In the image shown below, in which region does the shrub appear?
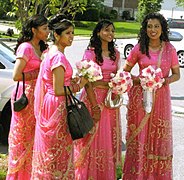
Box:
[83,8,99,21]
[122,10,131,20]
[75,8,99,21]
[110,9,118,20]
[99,11,111,20]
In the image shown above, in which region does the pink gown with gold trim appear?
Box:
[6,42,41,180]
[74,49,122,180]
[31,49,75,179]
[123,42,179,180]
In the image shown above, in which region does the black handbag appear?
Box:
[13,72,28,112]
[64,86,94,140]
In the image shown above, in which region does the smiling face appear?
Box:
[146,18,162,41]
[98,24,115,43]
[56,26,74,51]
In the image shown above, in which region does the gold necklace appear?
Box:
[30,41,42,57]
[149,42,162,51]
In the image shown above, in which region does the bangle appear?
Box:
[165,78,170,85]
[91,107,101,113]
[92,104,100,110]
[71,84,80,93]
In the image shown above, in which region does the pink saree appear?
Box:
[74,49,122,180]
[123,42,180,180]
[31,49,75,179]
[6,42,42,180]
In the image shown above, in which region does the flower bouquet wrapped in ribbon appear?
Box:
[105,70,133,108]
[76,59,103,82]
[140,65,165,113]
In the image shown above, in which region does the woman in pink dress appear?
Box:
[31,15,88,179]
[74,19,122,180]
[6,15,49,179]
[123,13,180,180]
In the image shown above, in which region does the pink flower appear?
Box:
[140,65,164,91]
[108,70,133,95]
[146,81,154,87]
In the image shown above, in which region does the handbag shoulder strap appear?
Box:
[64,86,80,108]
[14,72,26,101]
[64,86,69,107]
[67,86,80,104]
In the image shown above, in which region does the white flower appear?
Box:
[76,59,103,82]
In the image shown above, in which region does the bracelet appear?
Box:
[91,107,101,113]
[165,78,170,85]
[91,104,100,110]
[71,84,80,93]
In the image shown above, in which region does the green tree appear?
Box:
[176,0,184,7]
[0,0,13,18]
[86,0,104,9]
[8,0,87,29]
[137,0,163,22]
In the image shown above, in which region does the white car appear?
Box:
[0,41,15,145]
[118,31,184,67]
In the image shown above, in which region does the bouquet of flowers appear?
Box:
[76,59,103,82]
[140,65,165,92]
[108,69,133,95]
[140,65,165,113]
[105,70,133,108]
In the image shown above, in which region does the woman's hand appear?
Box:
[91,104,102,122]
[79,76,89,89]
[71,75,80,84]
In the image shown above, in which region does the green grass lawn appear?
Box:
[74,21,140,38]
[0,154,8,179]
[0,20,141,39]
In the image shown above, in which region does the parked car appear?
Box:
[167,18,184,34]
[0,41,15,145]
[118,31,184,67]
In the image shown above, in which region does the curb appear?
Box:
[172,106,184,117]
[0,38,17,42]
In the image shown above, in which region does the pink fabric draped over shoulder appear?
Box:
[31,49,75,179]
[123,42,179,180]
[74,48,122,180]
[7,42,42,180]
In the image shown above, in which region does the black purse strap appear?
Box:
[64,86,80,108]
[14,72,26,101]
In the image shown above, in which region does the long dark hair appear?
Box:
[88,19,116,65]
[14,14,48,53]
[49,14,74,41]
[138,12,169,57]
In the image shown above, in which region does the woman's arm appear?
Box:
[13,58,26,81]
[53,66,88,96]
[91,81,109,88]
[164,66,180,85]
[13,58,40,81]
[85,82,101,122]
